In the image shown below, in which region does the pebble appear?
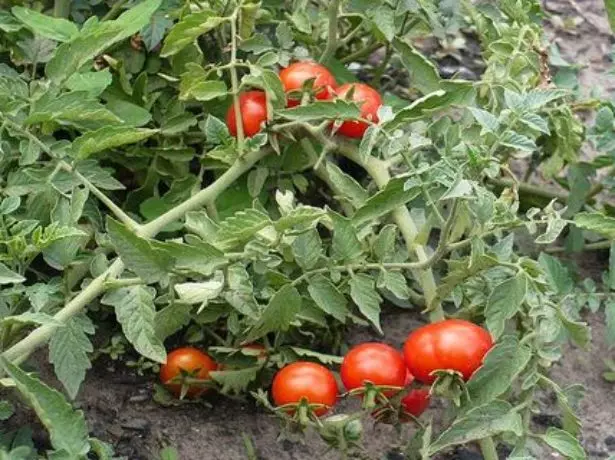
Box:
[605,435,615,448]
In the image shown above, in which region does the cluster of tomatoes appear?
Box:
[160,319,494,424]
[225,61,383,139]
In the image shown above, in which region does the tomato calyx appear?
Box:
[430,369,466,406]
[345,381,404,410]
[162,368,216,400]
[274,397,330,425]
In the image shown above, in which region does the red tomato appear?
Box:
[401,388,430,417]
[340,343,406,393]
[159,347,218,398]
[403,319,493,384]
[272,361,338,416]
[335,83,382,138]
[225,91,268,137]
[279,61,337,107]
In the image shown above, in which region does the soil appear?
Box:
[4,1,615,459]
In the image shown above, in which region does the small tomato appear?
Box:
[272,361,338,416]
[279,61,337,107]
[225,90,268,138]
[403,319,493,384]
[334,83,382,138]
[159,347,218,398]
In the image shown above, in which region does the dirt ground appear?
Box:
[5,1,615,459]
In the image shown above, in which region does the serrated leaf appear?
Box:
[536,217,567,244]
[330,211,363,262]
[380,270,411,300]
[557,307,590,348]
[224,264,259,318]
[325,162,369,207]
[358,125,380,158]
[215,208,271,248]
[154,302,193,341]
[373,224,397,261]
[161,11,226,57]
[12,7,79,42]
[245,284,301,341]
[203,115,231,144]
[469,107,500,134]
[574,212,615,239]
[0,358,90,456]
[101,285,166,363]
[1,312,61,327]
[541,428,586,460]
[65,70,112,96]
[107,218,173,283]
[352,177,421,226]
[49,314,94,399]
[72,126,158,159]
[275,206,325,231]
[538,253,573,295]
[288,347,343,364]
[46,0,162,84]
[0,262,25,284]
[485,272,527,339]
[307,274,348,323]
[501,131,536,152]
[370,5,395,41]
[522,89,568,110]
[519,113,550,134]
[349,274,382,333]
[175,272,224,305]
[393,38,441,94]
[179,64,228,101]
[467,336,531,405]
[210,367,260,394]
[276,100,361,121]
[292,229,322,270]
[141,11,173,51]
[247,167,268,198]
[428,401,522,455]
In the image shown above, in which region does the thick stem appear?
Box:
[229,13,245,154]
[478,437,499,460]
[2,148,270,365]
[101,0,129,21]
[319,0,340,64]
[53,0,71,18]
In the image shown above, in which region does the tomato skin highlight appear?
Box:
[272,361,338,416]
[334,83,382,138]
[225,91,268,137]
[160,347,218,398]
[403,319,494,384]
[340,343,407,393]
[279,61,337,107]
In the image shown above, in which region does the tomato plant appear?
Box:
[271,361,338,416]
[404,320,493,384]
[0,0,612,458]
[279,61,337,107]
[159,347,217,398]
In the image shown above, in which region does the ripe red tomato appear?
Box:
[159,347,218,398]
[403,319,493,384]
[272,361,338,416]
[279,61,337,107]
[401,388,431,417]
[335,83,382,138]
[225,90,268,137]
[340,343,406,393]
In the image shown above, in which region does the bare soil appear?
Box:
[5,1,615,459]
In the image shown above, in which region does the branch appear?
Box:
[53,0,71,18]
[229,12,245,154]
[319,0,340,64]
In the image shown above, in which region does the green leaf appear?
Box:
[574,212,615,239]
[0,357,90,457]
[101,285,166,363]
[393,38,441,93]
[204,115,231,144]
[330,211,363,262]
[373,224,397,261]
[0,262,25,284]
[541,428,586,460]
[557,307,590,349]
[307,274,348,323]
[107,218,173,283]
[352,177,421,226]
[428,401,523,455]
[46,0,162,85]
[349,274,383,333]
[0,400,13,420]
[65,70,113,96]
[246,284,301,341]
[215,208,271,249]
[247,167,268,197]
[154,302,193,341]
[72,126,158,159]
[179,64,228,101]
[276,100,361,121]
[12,7,79,42]
[467,336,531,405]
[501,131,536,152]
[535,217,567,244]
[606,300,615,346]
[325,162,369,207]
[0,195,20,215]
[606,0,615,33]
[174,272,224,304]
[224,264,258,318]
[49,314,94,400]
[210,367,260,395]
[485,272,527,339]
[292,229,322,270]
[522,89,568,110]
[469,107,500,134]
[370,5,395,41]
[379,270,411,300]
[161,11,226,57]
[141,11,173,51]
[275,206,325,231]
[538,253,573,295]
[519,113,549,134]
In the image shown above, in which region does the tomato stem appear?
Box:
[319,0,340,64]
[478,437,498,460]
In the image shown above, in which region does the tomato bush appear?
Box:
[0,0,613,458]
